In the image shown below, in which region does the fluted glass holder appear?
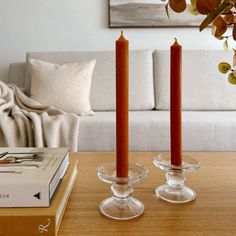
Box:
[153,154,200,204]
[97,162,148,220]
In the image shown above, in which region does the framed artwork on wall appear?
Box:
[109,0,205,28]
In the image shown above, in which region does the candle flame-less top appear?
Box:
[116,31,128,42]
[173,38,180,46]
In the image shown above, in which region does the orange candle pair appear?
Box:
[116,31,129,178]
[170,38,182,166]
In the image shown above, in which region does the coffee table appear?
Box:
[58,152,236,236]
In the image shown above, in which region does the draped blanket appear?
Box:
[0,81,79,151]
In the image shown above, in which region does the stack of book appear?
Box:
[0,147,78,236]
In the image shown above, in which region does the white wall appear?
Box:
[0,0,223,82]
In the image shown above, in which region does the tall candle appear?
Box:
[170,38,182,166]
[116,31,129,178]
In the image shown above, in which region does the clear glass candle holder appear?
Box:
[153,154,200,204]
[97,162,148,220]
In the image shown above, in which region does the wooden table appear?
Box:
[58,152,236,236]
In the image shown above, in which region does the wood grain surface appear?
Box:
[58,152,236,236]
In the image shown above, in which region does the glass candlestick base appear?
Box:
[153,154,200,204]
[97,162,148,220]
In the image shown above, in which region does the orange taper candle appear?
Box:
[170,38,182,166]
[116,31,129,178]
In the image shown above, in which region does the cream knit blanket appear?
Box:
[0,81,79,151]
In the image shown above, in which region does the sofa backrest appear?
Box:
[154,49,236,110]
[9,62,26,88]
[9,49,236,112]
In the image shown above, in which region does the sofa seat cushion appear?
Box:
[26,50,155,111]
[154,50,236,110]
[78,111,236,151]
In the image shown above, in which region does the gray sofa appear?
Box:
[8,50,236,151]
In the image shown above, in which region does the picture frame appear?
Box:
[109,0,205,28]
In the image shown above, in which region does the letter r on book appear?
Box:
[38,218,51,233]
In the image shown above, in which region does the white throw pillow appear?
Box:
[29,59,96,115]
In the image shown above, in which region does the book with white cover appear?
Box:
[0,158,78,236]
[0,147,69,207]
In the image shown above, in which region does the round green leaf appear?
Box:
[218,62,231,74]
[228,73,236,84]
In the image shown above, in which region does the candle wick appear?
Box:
[174,37,178,43]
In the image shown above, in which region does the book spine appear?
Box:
[0,215,56,236]
[0,185,49,207]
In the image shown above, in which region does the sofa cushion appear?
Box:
[78,111,236,151]
[26,50,155,111]
[29,59,96,115]
[154,50,236,110]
